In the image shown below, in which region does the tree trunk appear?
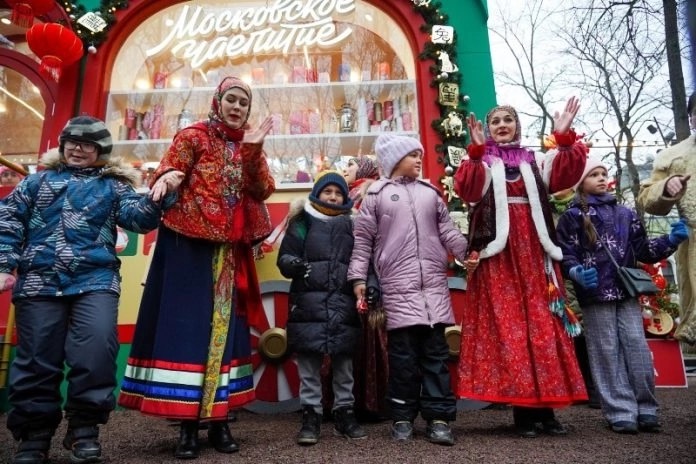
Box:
[664,0,689,141]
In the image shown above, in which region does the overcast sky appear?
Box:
[484,0,688,152]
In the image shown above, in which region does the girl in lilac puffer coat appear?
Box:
[348,133,468,446]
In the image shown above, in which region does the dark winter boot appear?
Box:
[425,420,455,446]
[174,421,200,459]
[513,406,538,438]
[13,429,52,464]
[62,425,102,463]
[297,406,321,446]
[332,406,367,440]
[208,421,240,453]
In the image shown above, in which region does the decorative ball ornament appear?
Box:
[642,308,653,319]
[653,274,667,290]
[445,165,454,175]
[88,45,97,54]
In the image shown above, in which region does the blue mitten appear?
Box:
[569,265,598,289]
[669,218,689,245]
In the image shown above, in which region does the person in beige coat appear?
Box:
[637,92,696,345]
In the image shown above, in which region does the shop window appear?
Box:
[0,65,44,170]
[105,0,418,187]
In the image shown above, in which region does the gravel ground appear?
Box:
[1,378,695,464]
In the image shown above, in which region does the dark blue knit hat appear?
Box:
[309,170,353,212]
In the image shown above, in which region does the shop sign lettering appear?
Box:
[146,0,356,68]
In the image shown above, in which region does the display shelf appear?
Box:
[111,130,420,164]
[108,79,416,105]
[112,129,420,185]
[106,79,419,167]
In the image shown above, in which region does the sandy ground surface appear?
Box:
[1,377,696,464]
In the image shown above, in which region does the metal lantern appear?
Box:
[6,0,56,28]
[26,23,83,82]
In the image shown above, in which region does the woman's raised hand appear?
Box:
[149,170,185,202]
[243,116,273,144]
[553,96,580,135]
[467,113,485,145]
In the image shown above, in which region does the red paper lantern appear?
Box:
[6,0,56,28]
[26,23,83,82]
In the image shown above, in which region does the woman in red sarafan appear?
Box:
[453,97,588,438]
[345,156,387,419]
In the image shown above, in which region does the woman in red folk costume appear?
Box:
[343,156,388,419]
[119,76,275,459]
[344,156,380,210]
[453,97,588,438]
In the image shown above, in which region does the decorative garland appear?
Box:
[409,0,469,213]
[58,0,129,46]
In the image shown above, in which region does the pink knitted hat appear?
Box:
[375,134,424,177]
[574,157,607,190]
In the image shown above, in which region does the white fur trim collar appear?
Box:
[519,163,563,260]
[479,160,562,261]
[479,160,509,259]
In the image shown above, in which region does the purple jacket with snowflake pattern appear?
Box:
[555,193,677,305]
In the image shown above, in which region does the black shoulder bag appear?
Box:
[593,222,659,298]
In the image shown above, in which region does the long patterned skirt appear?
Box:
[456,181,587,407]
[118,225,255,420]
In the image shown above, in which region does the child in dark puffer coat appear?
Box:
[277,171,366,446]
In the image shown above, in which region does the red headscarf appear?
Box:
[206,76,252,142]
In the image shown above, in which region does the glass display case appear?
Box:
[103,0,419,187]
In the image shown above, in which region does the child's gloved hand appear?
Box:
[669,218,689,245]
[0,272,16,292]
[290,257,311,279]
[569,265,598,289]
[366,286,381,310]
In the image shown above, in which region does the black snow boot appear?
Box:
[297,406,321,446]
[13,429,53,464]
[208,421,240,453]
[62,425,102,463]
[174,420,200,459]
[333,406,367,439]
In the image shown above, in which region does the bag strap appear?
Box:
[587,218,623,271]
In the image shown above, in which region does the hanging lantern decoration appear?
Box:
[26,23,83,83]
[6,0,57,28]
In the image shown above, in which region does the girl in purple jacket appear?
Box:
[347,134,468,446]
[556,158,688,435]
